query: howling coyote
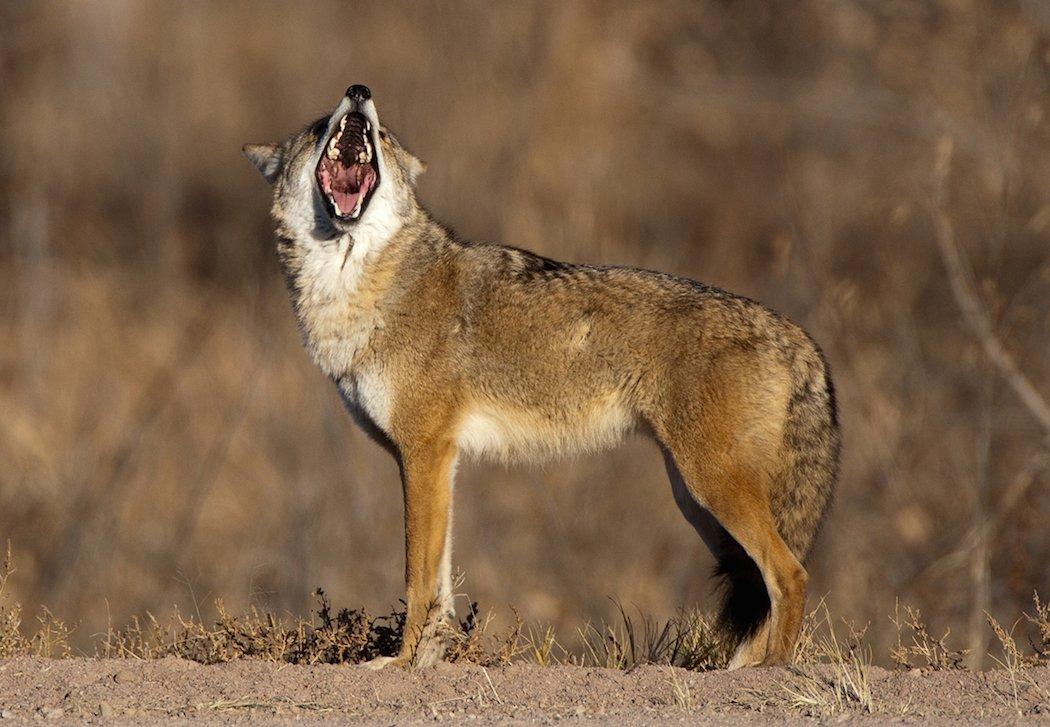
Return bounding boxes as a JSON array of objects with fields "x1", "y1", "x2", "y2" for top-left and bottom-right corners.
[{"x1": 245, "y1": 84, "x2": 840, "y2": 670}]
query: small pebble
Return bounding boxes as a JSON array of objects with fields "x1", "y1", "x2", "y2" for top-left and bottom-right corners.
[
  {"x1": 113, "y1": 669, "x2": 137, "y2": 684},
  {"x1": 98, "y1": 702, "x2": 114, "y2": 718},
  {"x1": 0, "y1": 710, "x2": 13, "y2": 719},
  {"x1": 41, "y1": 707, "x2": 64, "y2": 719}
]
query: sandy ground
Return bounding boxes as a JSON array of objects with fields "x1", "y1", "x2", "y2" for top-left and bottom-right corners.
[{"x1": 0, "y1": 658, "x2": 1046, "y2": 724}]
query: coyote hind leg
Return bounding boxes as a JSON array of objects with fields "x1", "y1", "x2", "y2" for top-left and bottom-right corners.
[
  {"x1": 662, "y1": 450, "x2": 772, "y2": 658},
  {"x1": 661, "y1": 445, "x2": 807, "y2": 668}
]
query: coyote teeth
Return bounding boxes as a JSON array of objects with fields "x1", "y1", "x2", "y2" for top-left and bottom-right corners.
[
  {"x1": 330, "y1": 197, "x2": 342, "y2": 216},
  {"x1": 339, "y1": 115, "x2": 347, "y2": 131},
  {"x1": 350, "y1": 200, "x2": 362, "y2": 218}
]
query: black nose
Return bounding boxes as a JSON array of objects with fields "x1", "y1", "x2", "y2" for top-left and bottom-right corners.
[{"x1": 346, "y1": 84, "x2": 372, "y2": 102}]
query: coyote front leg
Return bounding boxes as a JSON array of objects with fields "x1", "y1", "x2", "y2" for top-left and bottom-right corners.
[{"x1": 370, "y1": 439, "x2": 457, "y2": 669}]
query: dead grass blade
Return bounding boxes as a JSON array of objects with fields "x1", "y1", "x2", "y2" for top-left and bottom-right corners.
[
  {"x1": 889, "y1": 600, "x2": 967, "y2": 670},
  {"x1": 778, "y1": 601, "x2": 876, "y2": 717}
]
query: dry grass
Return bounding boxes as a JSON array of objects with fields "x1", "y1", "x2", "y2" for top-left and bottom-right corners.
[
  {"x1": 0, "y1": 544, "x2": 74, "y2": 659},
  {"x1": 99, "y1": 592, "x2": 376, "y2": 665},
  {"x1": 775, "y1": 602, "x2": 876, "y2": 718},
  {"x1": 665, "y1": 665, "x2": 694, "y2": 711},
  {"x1": 0, "y1": 1, "x2": 1047, "y2": 665},
  {"x1": 1025, "y1": 592, "x2": 1050, "y2": 665},
  {"x1": 985, "y1": 606, "x2": 1050, "y2": 716},
  {"x1": 572, "y1": 602, "x2": 728, "y2": 671},
  {"x1": 97, "y1": 589, "x2": 526, "y2": 668},
  {"x1": 889, "y1": 601, "x2": 968, "y2": 670},
  {"x1": 4, "y1": 544, "x2": 1047, "y2": 682}
]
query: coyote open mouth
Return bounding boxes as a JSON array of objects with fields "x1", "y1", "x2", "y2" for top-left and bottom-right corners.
[{"x1": 316, "y1": 112, "x2": 379, "y2": 221}]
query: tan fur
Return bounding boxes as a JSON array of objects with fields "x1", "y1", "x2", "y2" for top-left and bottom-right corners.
[
  {"x1": 457, "y1": 394, "x2": 634, "y2": 464},
  {"x1": 245, "y1": 87, "x2": 840, "y2": 669}
]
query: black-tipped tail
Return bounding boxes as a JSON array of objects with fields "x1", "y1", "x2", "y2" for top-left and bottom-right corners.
[{"x1": 713, "y1": 544, "x2": 770, "y2": 648}]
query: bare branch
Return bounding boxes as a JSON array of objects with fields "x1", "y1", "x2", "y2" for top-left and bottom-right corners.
[
  {"x1": 914, "y1": 449, "x2": 1047, "y2": 584},
  {"x1": 931, "y1": 136, "x2": 1050, "y2": 436}
]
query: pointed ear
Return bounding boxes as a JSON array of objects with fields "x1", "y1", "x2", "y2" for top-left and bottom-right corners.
[
  {"x1": 405, "y1": 154, "x2": 427, "y2": 186},
  {"x1": 242, "y1": 143, "x2": 283, "y2": 184}
]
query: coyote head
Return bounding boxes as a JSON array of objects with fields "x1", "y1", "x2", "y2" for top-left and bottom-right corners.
[{"x1": 244, "y1": 84, "x2": 426, "y2": 242}]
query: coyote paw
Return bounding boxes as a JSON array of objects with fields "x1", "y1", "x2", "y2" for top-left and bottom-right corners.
[
  {"x1": 360, "y1": 655, "x2": 408, "y2": 671},
  {"x1": 727, "y1": 651, "x2": 763, "y2": 670}
]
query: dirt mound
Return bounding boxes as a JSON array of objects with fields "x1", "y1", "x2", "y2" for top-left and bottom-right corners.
[{"x1": 0, "y1": 657, "x2": 1045, "y2": 724}]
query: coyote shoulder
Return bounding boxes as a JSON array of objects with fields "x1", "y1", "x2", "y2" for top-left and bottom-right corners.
[{"x1": 245, "y1": 84, "x2": 840, "y2": 670}]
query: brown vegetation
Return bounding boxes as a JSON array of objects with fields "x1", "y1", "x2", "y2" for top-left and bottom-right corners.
[
  {"x1": 3, "y1": 547, "x2": 1050, "y2": 719},
  {"x1": 3, "y1": 547, "x2": 1049, "y2": 677},
  {"x1": 0, "y1": 0, "x2": 1048, "y2": 668}
]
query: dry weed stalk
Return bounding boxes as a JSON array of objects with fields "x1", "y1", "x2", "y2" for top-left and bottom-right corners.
[
  {"x1": 889, "y1": 601, "x2": 967, "y2": 670},
  {"x1": 985, "y1": 609, "x2": 1050, "y2": 716},
  {"x1": 0, "y1": 544, "x2": 75, "y2": 658},
  {"x1": 444, "y1": 601, "x2": 526, "y2": 667},
  {"x1": 779, "y1": 601, "x2": 876, "y2": 717},
  {"x1": 1024, "y1": 592, "x2": 1050, "y2": 665},
  {"x1": 0, "y1": 544, "x2": 23, "y2": 657}
]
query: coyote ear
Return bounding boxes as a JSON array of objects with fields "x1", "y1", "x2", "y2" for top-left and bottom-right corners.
[
  {"x1": 242, "y1": 143, "x2": 283, "y2": 185},
  {"x1": 405, "y1": 154, "x2": 427, "y2": 186}
]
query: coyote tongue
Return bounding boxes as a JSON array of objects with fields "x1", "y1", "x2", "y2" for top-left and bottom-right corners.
[{"x1": 318, "y1": 159, "x2": 377, "y2": 217}]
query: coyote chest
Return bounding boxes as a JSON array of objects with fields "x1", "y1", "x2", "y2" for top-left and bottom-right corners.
[{"x1": 292, "y1": 240, "x2": 394, "y2": 431}]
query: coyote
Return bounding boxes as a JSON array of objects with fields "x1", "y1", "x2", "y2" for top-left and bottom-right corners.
[{"x1": 244, "y1": 85, "x2": 840, "y2": 670}]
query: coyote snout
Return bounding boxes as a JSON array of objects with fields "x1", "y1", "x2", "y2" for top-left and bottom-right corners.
[{"x1": 244, "y1": 84, "x2": 840, "y2": 670}]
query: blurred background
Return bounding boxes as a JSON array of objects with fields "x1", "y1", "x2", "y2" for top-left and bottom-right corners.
[{"x1": 1, "y1": 0, "x2": 1047, "y2": 666}]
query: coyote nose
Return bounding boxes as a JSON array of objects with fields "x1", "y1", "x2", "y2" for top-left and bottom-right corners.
[{"x1": 346, "y1": 84, "x2": 372, "y2": 102}]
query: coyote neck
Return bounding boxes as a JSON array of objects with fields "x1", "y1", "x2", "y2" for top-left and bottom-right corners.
[{"x1": 277, "y1": 223, "x2": 411, "y2": 380}]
